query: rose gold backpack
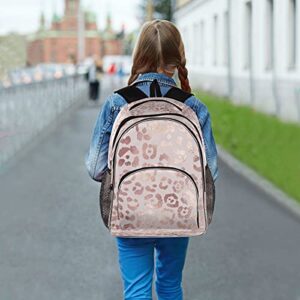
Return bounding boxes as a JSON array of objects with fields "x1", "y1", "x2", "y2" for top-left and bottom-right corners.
[{"x1": 99, "y1": 80, "x2": 215, "y2": 237}]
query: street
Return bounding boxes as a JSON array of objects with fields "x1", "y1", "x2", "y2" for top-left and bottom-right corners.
[{"x1": 1, "y1": 76, "x2": 300, "y2": 300}]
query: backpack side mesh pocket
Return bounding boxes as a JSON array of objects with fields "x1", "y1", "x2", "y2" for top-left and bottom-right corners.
[
  {"x1": 99, "y1": 168, "x2": 113, "y2": 228},
  {"x1": 205, "y1": 165, "x2": 215, "y2": 225}
]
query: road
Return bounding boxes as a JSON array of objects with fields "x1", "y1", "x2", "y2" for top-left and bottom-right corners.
[{"x1": 1, "y1": 76, "x2": 300, "y2": 300}]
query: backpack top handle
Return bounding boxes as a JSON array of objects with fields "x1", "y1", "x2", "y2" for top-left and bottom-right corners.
[{"x1": 149, "y1": 79, "x2": 162, "y2": 97}]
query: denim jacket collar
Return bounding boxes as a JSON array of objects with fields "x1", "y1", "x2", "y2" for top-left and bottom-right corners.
[{"x1": 134, "y1": 72, "x2": 177, "y2": 87}]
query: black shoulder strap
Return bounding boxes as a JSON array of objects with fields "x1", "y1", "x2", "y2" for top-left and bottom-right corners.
[
  {"x1": 115, "y1": 81, "x2": 193, "y2": 104},
  {"x1": 163, "y1": 87, "x2": 193, "y2": 103},
  {"x1": 114, "y1": 86, "x2": 148, "y2": 103}
]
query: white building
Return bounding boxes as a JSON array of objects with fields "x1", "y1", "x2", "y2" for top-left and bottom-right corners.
[{"x1": 174, "y1": 0, "x2": 300, "y2": 123}]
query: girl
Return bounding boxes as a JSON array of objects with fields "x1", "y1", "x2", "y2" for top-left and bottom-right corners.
[{"x1": 85, "y1": 19, "x2": 218, "y2": 300}]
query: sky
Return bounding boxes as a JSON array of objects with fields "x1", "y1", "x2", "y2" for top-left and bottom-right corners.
[{"x1": 0, "y1": 0, "x2": 141, "y2": 35}]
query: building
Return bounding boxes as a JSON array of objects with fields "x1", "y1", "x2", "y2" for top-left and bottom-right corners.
[
  {"x1": 174, "y1": 0, "x2": 300, "y2": 123},
  {"x1": 27, "y1": 0, "x2": 124, "y2": 66},
  {"x1": 101, "y1": 13, "x2": 125, "y2": 56}
]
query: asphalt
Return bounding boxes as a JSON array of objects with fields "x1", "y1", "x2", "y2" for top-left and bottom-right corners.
[{"x1": 1, "y1": 76, "x2": 300, "y2": 300}]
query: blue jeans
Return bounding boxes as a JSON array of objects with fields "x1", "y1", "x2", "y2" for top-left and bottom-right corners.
[{"x1": 115, "y1": 237, "x2": 190, "y2": 300}]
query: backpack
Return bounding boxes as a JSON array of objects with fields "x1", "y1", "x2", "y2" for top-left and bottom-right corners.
[{"x1": 99, "y1": 79, "x2": 215, "y2": 237}]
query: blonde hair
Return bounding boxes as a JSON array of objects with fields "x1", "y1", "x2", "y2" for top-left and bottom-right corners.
[{"x1": 128, "y1": 19, "x2": 191, "y2": 93}]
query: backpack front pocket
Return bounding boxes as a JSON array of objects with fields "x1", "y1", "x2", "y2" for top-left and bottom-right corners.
[{"x1": 116, "y1": 166, "x2": 199, "y2": 231}]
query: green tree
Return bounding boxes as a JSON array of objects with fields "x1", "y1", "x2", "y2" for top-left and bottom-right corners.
[
  {"x1": 155, "y1": 0, "x2": 173, "y2": 21},
  {"x1": 139, "y1": 0, "x2": 173, "y2": 22}
]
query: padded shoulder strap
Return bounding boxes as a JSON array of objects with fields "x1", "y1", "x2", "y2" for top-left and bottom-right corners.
[
  {"x1": 163, "y1": 87, "x2": 193, "y2": 103},
  {"x1": 115, "y1": 84, "x2": 193, "y2": 104},
  {"x1": 114, "y1": 86, "x2": 148, "y2": 103}
]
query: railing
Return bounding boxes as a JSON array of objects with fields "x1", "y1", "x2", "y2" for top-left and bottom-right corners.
[{"x1": 0, "y1": 74, "x2": 88, "y2": 169}]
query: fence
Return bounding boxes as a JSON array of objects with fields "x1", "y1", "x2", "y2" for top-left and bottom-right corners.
[{"x1": 0, "y1": 75, "x2": 88, "y2": 169}]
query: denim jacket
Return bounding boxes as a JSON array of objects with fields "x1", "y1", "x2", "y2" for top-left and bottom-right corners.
[{"x1": 84, "y1": 72, "x2": 219, "y2": 183}]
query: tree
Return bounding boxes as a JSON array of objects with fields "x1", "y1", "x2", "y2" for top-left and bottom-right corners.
[
  {"x1": 139, "y1": 0, "x2": 173, "y2": 22},
  {"x1": 154, "y1": 0, "x2": 173, "y2": 21}
]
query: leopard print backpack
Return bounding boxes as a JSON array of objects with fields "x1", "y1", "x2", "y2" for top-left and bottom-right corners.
[{"x1": 99, "y1": 79, "x2": 215, "y2": 237}]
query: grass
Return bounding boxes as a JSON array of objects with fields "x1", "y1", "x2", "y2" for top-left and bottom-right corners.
[{"x1": 194, "y1": 90, "x2": 300, "y2": 203}]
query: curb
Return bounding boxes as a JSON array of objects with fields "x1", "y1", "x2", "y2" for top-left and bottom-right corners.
[{"x1": 217, "y1": 144, "x2": 300, "y2": 220}]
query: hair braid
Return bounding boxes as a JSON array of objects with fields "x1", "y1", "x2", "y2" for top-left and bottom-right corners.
[
  {"x1": 178, "y1": 62, "x2": 191, "y2": 93},
  {"x1": 177, "y1": 39, "x2": 191, "y2": 93},
  {"x1": 128, "y1": 65, "x2": 139, "y2": 85}
]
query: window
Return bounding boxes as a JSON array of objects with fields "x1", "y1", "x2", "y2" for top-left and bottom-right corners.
[
  {"x1": 265, "y1": 0, "x2": 274, "y2": 70},
  {"x1": 193, "y1": 22, "x2": 199, "y2": 64},
  {"x1": 223, "y1": 11, "x2": 229, "y2": 66},
  {"x1": 213, "y1": 14, "x2": 219, "y2": 66},
  {"x1": 51, "y1": 50, "x2": 56, "y2": 62},
  {"x1": 200, "y1": 20, "x2": 205, "y2": 66},
  {"x1": 288, "y1": 0, "x2": 297, "y2": 69},
  {"x1": 244, "y1": 1, "x2": 252, "y2": 69},
  {"x1": 182, "y1": 27, "x2": 189, "y2": 57}
]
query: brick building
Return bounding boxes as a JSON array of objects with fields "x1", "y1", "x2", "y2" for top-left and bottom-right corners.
[
  {"x1": 27, "y1": 0, "x2": 124, "y2": 65},
  {"x1": 101, "y1": 13, "x2": 124, "y2": 57}
]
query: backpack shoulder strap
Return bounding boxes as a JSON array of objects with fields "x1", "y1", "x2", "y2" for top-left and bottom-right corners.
[
  {"x1": 114, "y1": 86, "x2": 148, "y2": 103},
  {"x1": 115, "y1": 83, "x2": 193, "y2": 104},
  {"x1": 163, "y1": 87, "x2": 193, "y2": 103}
]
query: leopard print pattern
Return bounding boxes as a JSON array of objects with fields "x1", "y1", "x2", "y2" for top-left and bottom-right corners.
[
  {"x1": 108, "y1": 99, "x2": 205, "y2": 165},
  {"x1": 108, "y1": 99, "x2": 208, "y2": 237},
  {"x1": 113, "y1": 169, "x2": 198, "y2": 231}
]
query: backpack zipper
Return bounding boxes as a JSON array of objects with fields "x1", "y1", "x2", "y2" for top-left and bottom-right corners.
[
  {"x1": 112, "y1": 117, "x2": 204, "y2": 189},
  {"x1": 129, "y1": 98, "x2": 183, "y2": 111},
  {"x1": 111, "y1": 112, "x2": 204, "y2": 155}
]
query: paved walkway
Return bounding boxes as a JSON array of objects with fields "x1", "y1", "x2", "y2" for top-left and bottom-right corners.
[{"x1": 1, "y1": 77, "x2": 300, "y2": 300}]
